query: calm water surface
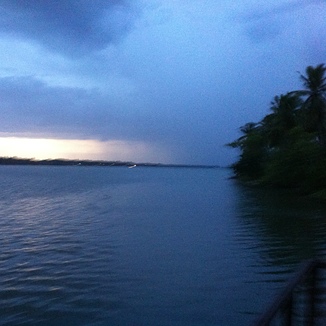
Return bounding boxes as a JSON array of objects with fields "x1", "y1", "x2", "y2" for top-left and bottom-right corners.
[{"x1": 0, "y1": 166, "x2": 326, "y2": 325}]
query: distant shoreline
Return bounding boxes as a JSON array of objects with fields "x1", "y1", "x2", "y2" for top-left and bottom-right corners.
[{"x1": 0, "y1": 157, "x2": 220, "y2": 169}]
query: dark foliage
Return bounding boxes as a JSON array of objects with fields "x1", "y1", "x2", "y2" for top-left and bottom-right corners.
[{"x1": 228, "y1": 64, "x2": 326, "y2": 195}]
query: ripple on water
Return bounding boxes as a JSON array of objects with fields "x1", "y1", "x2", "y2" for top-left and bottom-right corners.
[{"x1": 1, "y1": 166, "x2": 326, "y2": 325}]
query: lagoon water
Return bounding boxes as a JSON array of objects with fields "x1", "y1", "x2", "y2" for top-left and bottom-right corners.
[{"x1": 0, "y1": 165, "x2": 326, "y2": 325}]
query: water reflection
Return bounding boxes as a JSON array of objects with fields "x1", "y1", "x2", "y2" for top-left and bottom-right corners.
[
  {"x1": 232, "y1": 180, "x2": 326, "y2": 320},
  {"x1": 236, "y1": 184, "x2": 326, "y2": 265}
]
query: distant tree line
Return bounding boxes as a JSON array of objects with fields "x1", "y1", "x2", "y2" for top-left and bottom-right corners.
[
  {"x1": 0, "y1": 157, "x2": 219, "y2": 169},
  {"x1": 228, "y1": 64, "x2": 326, "y2": 197},
  {"x1": 0, "y1": 157, "x2": 134, "y2": 167}
]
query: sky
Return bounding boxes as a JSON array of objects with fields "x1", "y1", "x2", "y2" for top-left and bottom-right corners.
[{"x1": 0, "y1": 0, "x2": 325, "y2": 165}]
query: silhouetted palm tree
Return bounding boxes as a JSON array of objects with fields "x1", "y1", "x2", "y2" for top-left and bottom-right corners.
[
  {"x1": 262, "y1": 93, "x2": 301, "y2": 147},
  {"x1": 227, "y1": 122, "x2": 260, "y2": 149},
  {"x1": 292, "y1": 64, "x2": 326, "y2": 146}
]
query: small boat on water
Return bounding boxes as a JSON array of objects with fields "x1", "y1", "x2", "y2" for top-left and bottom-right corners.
[{"x1": 128, "y1": 164, "x2": 137, "y2": 168}]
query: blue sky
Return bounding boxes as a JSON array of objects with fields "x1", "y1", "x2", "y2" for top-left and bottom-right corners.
[{"x1": 0, "y1": 0, "x2": 325, "y2": 165}]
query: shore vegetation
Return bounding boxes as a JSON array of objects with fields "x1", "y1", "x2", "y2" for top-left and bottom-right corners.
[{"x1": 228, "y1": 64, "x2": 326, "y2": 197}]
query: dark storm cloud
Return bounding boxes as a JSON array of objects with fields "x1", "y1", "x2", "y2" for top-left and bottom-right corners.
[
  {"x1": 242, "y1": 0, "x2": 319, "y2": 21},
  {"x1": 0, "y1": 0, "x2": 138, "y2": 57},
  {"x1": 0, "y1": 74, "x2": 230, "y2": 164},
  {"x1": 0, "y1": 75, "x2": 176, "y2": 143},
  {"x1": 240, "y1": 0, "x2": 322, "y2": 43},
  {"x1": 0, "y1": 76, "x2": 117, "y2": 136},
  {"x1": 245, "y1": 20, "x2": 283, "y2": 43}
]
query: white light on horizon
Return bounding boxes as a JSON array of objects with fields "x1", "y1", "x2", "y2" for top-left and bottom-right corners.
[{"x1": 0, "y1": 136, "x2": 171, "y2": 163}]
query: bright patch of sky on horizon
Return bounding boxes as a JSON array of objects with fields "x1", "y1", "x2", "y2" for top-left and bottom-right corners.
[
  {"x1": 0, "y1": 137, "x2": 168, "y2": 162},
  {"x1": 0, "y1": 0, "x2": 325, "y2": 165}
]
